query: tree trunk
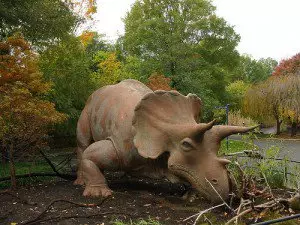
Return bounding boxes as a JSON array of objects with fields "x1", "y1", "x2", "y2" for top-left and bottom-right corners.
[
  {"x1": 1, "y1": 146, "x2": 7, "y2": 169},
  {"x1": 9, "y1": 143, "x2": 17, "y2": 189},
  {"x1": 276, "y1": 119, "x2": 282, "y2": 135},
  {"x1": 291, "y1": 122, "x2": 297, "y2": 136}
]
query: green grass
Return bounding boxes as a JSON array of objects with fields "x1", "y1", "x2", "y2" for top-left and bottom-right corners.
[
  {"x1": 0, "y1": 161, "x2": 52, "y2": 177},
  {"x1": 112, "y1": 218, "x2": 162, "y2": 225},
  {"x1": 219, "y1": 139, "x2": 257, "y2": 155},
  {"x1": 0, "y1": 160, "x2": 55, "y2": 188}
]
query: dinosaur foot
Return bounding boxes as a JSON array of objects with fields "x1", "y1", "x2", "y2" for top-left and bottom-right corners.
[
  {"x1": 83, "y1": 184, "x2": 112, "y2": 198},
  {"x1": 73, "y1": 176, "x2": 85, "y2": 185}
]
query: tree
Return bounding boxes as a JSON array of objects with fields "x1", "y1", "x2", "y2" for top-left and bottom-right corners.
[
  {"x1": 123, "y1": 0, "x2": 240, "y2": 109},
  {"x1": 271, "y1": 53, "x2": 300, "y2": 135},
  {"x1": 276, "y1": 75, "x2": 300, "y2": 136},
  {"x1": 229, "y1": 55, "x2": 277, "y2": 83},
  {"x1": 91, "y1": 50, "x2": 141, "y2": 87},
  {"x1": 272, "y1": 53, "x2": 300, "y2": 77},
  {"x1": 0, "y1": 34, "x2": 66, "y2": 188},
  {"x1": 39, "y1": 35, "x2": 94, "y2": 136},
  {"x1": 0, "y1": 0, "x2": 78, "y2": 46},
  {"x1": 243, "y1": 78, "x2": 282, "y2": 134},
  {"x1": 243, "y1": 75, "x2": 300, "y2": 135},
  {"x1": 91, "y1": 51, "x2": 122, "y2": 86}
]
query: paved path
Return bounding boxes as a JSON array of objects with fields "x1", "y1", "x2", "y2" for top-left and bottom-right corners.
[{"x1": 229, "y1": 135, "x2": 300, "y2": 161}]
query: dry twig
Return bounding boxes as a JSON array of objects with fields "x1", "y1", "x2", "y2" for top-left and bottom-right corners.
[
  {"x1": 205, "y1": 177, "x2": 235, "y2": 213},
  {"x1": 225, "y1": 208, "x2": 252, "y2": 225},
  {"x1": 183, "y1": 203, "x2": 225, "y2": 223}
]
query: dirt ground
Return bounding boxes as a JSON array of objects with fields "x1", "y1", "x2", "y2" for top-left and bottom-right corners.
[
  {"x1": 1, "y1": 173, "x2": 299, "y2": 225},
  {"x1": 0, "y1": 172, "x2": 237, "y2": 225}
]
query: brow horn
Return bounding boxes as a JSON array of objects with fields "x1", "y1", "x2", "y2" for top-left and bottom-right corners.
[
  {"x1": 197, "y1": 119, "x2": 216, "y2": 132},
  {"x1": 214, "y1": 125, "x2": 259, "y2": 140},
  {"x1": 190, "y1": 119, "x2": 216, "y2": 139}
]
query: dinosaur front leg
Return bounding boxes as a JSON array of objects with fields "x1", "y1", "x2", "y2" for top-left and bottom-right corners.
[
  {"x1": 73, "y1": 146, "x2": 85, "y2": 185},
  {"x1": 81, "y1": 140, "x2": 119, "y2": 197},
  {"x1": 74, "y1": 109, "x2": 92, "y2": 185}
]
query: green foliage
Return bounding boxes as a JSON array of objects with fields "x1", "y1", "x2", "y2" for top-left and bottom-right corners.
[
  {"x1": 120, "y1": 56, "x2": 143, "y2": 81},
  {"x1": 91, "y1": 51, "x2": 122, "y2": 86},
  {"x1": 123, "y1": 0, "x2": 240, "y2": 117},
  {"x1": 39, "y1": 35, "x2": 94, "y2": 136},
  {"x1": 258, "y1": 146, "x2": 287, "y2": 188},
  {"x1": 91, "y1": 51, "x2": 141, "y2": 87},
  {"x1": 173, "y1": 70, "x2": 222, "y2": 120},
  {"x1": 229, "y1": 55, "x2": 277, "y2": 83},
  {"x1": 80, "y1": 31, "x2": 111, "y2": 56},
  {"x1": 222, "y1": 135, "x2": 292, "y2": 189},
  {"x1": 0, "y1": 0, "x2": 79, "y2": 46},
  {"x1": 226, "y1": 80, "x2": 250, "y2": 109}
]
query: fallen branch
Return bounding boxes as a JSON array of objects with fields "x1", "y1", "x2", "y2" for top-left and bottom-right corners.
[
  {"x1": 39, "y1": 150, "x2": 75, "y2": 180},
  {"x1": 21, "y1": 197, "x2": 110, "y2": 225},
  {"x1": 226, "y1": 199, "x2": 284, "y2": 224},
  {"x1": 225, "y1": 150, "x2": 263, "y2": 159}
]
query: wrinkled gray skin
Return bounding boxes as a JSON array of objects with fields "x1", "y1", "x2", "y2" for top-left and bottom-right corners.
[{"x1": 74, "y1": 79, "x2": 256, "y2": 203}]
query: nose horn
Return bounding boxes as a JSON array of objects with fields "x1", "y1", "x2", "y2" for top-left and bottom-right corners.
[{"x1": 215, "y1": 125, "x2": 259, "y2": 140}]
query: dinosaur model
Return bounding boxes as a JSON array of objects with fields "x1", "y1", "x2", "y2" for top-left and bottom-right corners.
[{"x1": 74, "y1": 79, "x2": 256, "y2": 202}]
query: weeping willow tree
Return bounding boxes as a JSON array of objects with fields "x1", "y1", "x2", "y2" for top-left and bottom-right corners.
[
  {"x1": 243, "y1": 75, "x2": 300, "y2": 135},
  {"x1": 277, "y1": 75, "x2": 300, "y2": 136}
]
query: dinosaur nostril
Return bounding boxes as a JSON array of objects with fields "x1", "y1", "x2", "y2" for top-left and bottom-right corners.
[{"x1": 212, "y1": 179, "x2": 218, "y2": 184}]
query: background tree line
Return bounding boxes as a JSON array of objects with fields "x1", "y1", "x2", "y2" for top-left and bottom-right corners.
[{"x1": 1, "y1": 0, "x2": 300, "y2": 187}]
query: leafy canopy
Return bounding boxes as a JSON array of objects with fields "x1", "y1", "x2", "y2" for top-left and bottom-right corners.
[
  {"x1": 39, "y1": 35, "x2": 95, "y2": 135},
  {"x1": 229, "y1": 55, "x2": 277, "y2": 83},
  {"x1": 123, "y1": 0, "x2": 240, "y2": 119},
  {"x1": 272, "y1": 53, "x2": 300, "y2": 77},
  {"x1": 123, "y1": 0, "x2": 240, "y2": 76},
  {"x1": 0, "y1": 0, "x2": 79, "y2": 46}
]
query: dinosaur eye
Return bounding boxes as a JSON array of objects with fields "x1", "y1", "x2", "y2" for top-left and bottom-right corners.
[{"x1": 181, "y1": 139, "x2": 195, "y2": 152}]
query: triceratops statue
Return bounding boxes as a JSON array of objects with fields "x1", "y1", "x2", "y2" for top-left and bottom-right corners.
[{"x1": 74, "y1": 79, "x2": 256, "y2": 202}]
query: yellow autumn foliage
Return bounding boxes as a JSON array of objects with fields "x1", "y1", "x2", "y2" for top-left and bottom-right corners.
[{"x1": 0, "y1": 34, "x2": 66, "y2": 154}]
